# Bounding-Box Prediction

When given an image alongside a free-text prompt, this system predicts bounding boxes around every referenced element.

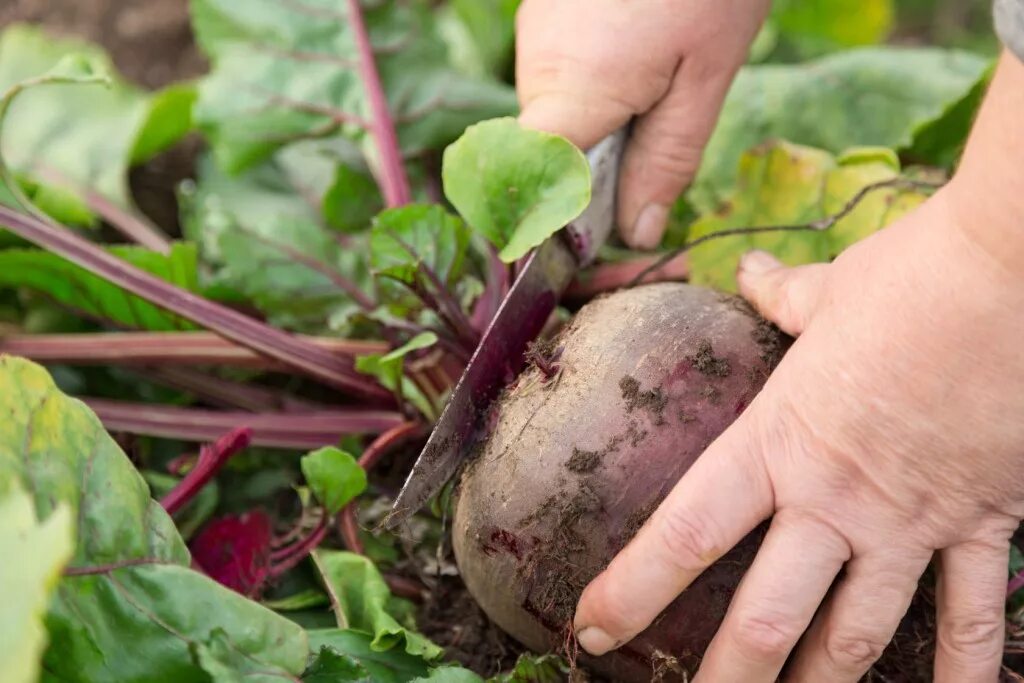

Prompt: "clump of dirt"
[619,375,668,425]
[688,340,731,377]
[566,447,602,474]
[700,385,722,404]
[752,319,786,367]
[419,576,524,677]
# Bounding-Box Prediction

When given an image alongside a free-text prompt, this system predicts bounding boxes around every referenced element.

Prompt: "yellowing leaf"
[687,140,927,292]
[0,487,74,683]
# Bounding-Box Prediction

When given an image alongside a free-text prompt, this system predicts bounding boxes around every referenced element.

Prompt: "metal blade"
[384,127,628,528]
[385,237,577,528]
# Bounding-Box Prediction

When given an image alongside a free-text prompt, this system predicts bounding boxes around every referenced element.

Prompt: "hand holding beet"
[574,52,1024,680]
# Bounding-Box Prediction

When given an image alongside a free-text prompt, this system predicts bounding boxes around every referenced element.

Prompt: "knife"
[385,127,628,529]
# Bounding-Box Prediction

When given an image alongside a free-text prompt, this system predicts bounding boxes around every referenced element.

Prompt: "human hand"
[515,0,770,249]
[571,181,1024,680]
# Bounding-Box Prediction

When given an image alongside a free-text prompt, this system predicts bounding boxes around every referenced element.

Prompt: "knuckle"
[655,506,723,572]
[824,630,888,671]
[632,135,704,183]
[939,614,1004,660]
[731,612,802,662]
[590,583,649,637]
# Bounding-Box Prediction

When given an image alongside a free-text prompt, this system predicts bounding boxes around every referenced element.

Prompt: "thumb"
[737,251,829,337]
[617,64,737,249]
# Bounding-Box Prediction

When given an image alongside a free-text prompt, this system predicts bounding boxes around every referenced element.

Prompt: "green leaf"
[0,357,309,682]
[301,447,368,515]
[687,140,927,292]
[324,164,384,234]
[694,47,991,211]
[311,551,443,661]
[193,628,306,683]
[0,486,74,683]
[183,150,371,333]
[439,0,520,78]
[770,0,893,57]
[0,242,200,331]
[191,0,516,174]
[303,646,371,682]
[143,471,219,541]
[370,204,469,285]
[0,25,192,219]
[443,117,591,262]
[414,668,483,683]
[262,589,331,612]
[308,630,432,683]
[131,83,197,164]
[488,654,568,683]
[356,332,438,418]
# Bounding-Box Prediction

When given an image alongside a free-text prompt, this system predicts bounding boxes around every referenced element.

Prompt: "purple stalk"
[143,366,317,413]
[0,331,388,368]
[161,427,253,514]
[345,0,412,207]
[1009,570,1024,597]
[471,246,511,332]
[0,205,392,402]
[236,225,375,310]
[85,398,405,447]
[82,189,173,254]
[269,512,329,578]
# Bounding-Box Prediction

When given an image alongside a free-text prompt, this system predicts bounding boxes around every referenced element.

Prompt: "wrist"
[945,51,1024,276]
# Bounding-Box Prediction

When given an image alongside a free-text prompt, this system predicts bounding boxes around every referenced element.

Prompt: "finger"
[518,89,634,152]
[785,550,931,682]
[574,415,774,655]
[933,540,1009,683]
[737,251,830,336]
[696,511,850,681]
[616,58,740,249]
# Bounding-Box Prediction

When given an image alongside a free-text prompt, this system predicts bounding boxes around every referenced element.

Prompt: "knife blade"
[385,128,628,528]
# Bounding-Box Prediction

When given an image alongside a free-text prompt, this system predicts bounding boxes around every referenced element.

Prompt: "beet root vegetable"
[452,283,781,681]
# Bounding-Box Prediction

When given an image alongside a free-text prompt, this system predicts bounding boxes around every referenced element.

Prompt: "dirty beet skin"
[452,283,782,681]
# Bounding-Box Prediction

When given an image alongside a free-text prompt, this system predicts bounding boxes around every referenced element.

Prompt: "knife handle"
[566,126,629,266]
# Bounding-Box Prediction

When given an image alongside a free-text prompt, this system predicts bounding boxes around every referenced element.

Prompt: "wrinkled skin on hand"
[572,185,1024,681]
[515,0,770,248]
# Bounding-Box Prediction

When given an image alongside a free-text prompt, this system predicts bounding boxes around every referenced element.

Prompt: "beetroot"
[452,283,785,681]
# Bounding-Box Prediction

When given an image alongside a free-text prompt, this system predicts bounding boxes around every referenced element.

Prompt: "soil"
[618,375,668,425]
[688,340,731,377]
[419,575,524,677]
[2,0,206,89]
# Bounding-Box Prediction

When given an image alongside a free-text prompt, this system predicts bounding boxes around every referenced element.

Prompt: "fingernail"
[630,203,669,250]
[739,250,780,276]
[576,626,618,656]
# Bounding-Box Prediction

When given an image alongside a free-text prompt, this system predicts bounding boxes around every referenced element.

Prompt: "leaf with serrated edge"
[0,357,308,682]
[311,550,443,661]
